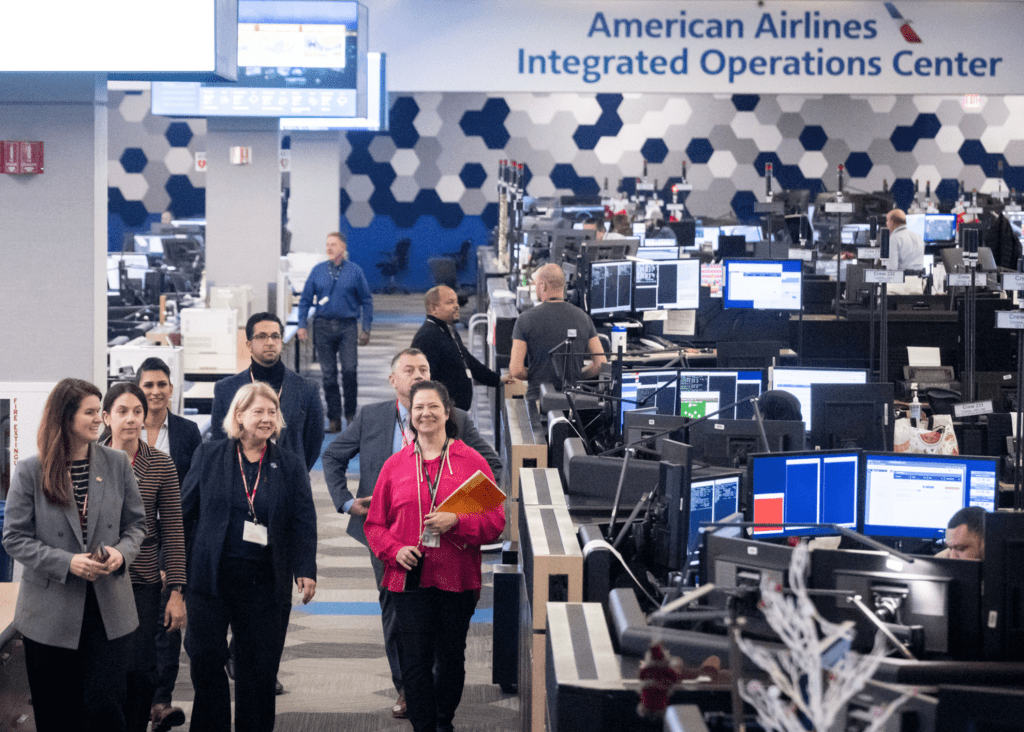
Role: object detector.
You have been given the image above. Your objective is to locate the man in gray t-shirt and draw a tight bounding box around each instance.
[510,263,606,398]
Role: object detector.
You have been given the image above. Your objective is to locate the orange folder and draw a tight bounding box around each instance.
[436,470,506,514]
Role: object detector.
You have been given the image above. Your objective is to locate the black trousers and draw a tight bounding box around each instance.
[392,588,477,732]
[153,584,182,705]
[185,559,279,732]
[23,583,131,732]
[125,582,162,732]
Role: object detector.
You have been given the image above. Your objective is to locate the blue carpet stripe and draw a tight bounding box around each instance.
[294,602,492,623]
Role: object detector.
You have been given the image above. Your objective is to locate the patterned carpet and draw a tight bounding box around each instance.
[168,294,519,731]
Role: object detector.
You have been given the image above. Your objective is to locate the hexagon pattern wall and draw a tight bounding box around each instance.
[108,89,1024,291]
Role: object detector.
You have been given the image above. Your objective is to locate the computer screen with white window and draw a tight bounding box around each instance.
[633,259,700,311]
[862,453,998,539]
[723,259,802,310]
[770,367,869,433]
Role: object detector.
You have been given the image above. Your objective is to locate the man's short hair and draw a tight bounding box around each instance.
[327,231,347,244]
[245,312,284,341]
[887,209,907,227]
[948,505,986,536]
[391,347,426,372]
[424,286,448,313]
[136,357,171,381]
[535,263,566,294]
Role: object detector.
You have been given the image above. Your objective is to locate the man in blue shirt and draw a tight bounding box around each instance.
[297,231,374,432]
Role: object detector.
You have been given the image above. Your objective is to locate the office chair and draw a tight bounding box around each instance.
[428,238,476,305]
[376,237,412,293]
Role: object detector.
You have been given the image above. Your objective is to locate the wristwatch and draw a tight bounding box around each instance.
[168,584,186,596]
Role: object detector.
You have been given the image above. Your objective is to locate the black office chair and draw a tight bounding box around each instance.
[428,238,476,305]
[376,238,411,293]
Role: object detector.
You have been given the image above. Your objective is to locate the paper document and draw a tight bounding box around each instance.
[435,471,506,514]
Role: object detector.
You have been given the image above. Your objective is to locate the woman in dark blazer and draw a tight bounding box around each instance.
[2,378,147,732]
[181,382,318,732]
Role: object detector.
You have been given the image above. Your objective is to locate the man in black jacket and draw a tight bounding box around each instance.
[411,285,513,411]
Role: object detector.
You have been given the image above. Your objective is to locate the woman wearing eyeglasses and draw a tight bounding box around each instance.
[182,382,317,732]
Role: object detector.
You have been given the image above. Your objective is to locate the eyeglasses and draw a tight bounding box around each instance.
[252,333,283,342]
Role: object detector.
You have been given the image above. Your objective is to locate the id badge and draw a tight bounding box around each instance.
[465,368,473,379]
[243,521,269,546]
[421,530,440,548]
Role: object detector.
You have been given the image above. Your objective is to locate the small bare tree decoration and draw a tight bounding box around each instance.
[734,542,914,732]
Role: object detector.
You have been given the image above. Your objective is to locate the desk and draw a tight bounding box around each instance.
[501,398,547,541]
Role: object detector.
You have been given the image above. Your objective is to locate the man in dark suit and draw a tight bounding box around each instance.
[210,312,324,695]
[410,285,513,412]
[137,357,203,731]
[210,312,324,471]
[322,347,501,719]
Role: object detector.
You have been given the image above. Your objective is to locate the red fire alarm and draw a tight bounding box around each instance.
[2,141,44,174]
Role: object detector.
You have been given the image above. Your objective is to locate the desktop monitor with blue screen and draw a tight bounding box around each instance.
[723,259,802,310]
[587,260,633,316]
[861,453,998,539]
[677,369,762,421]
[770,367,869,433]
[632,259,700,311]
[924,213,957,243]
[686,472,742,571]
[619,369,679,429]
[748,450,861,537]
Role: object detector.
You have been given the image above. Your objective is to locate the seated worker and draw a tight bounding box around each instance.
[509,263,606,400]
[885,208,925,273]
[936,505,985,560]
[756,390,802,422]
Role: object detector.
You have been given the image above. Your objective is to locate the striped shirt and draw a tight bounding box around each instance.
[70,458,90,547]
[104,440,187,588]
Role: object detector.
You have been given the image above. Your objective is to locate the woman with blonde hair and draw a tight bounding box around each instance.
[181,382,317,732]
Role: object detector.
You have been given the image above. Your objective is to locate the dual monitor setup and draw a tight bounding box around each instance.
[587,256,803,317]
[618,366,881,456]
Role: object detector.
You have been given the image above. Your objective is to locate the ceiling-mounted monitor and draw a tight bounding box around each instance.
[280,52,386,131]
[0,0,237,80]
[152,0,366,117]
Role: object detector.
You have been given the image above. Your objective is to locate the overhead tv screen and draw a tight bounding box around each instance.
[0,0,236,79]
[152,0,366,117]
[280,52,386,131]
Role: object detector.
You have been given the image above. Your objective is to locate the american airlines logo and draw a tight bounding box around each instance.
[883,2,923,43]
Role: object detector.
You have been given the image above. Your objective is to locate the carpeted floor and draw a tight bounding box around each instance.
[168,294,518,731]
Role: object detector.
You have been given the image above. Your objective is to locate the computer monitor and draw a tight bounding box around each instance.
[861,452,998,539]
[581,239,640,262]
[667,220,696,249]
[648,441,693,572]
[618,369,680,430]
[622,411,690,451]
[924,213,957,243]
[685,471,742,573]
[810,547,983,657]
[809,383,895,451]
[677,369,763,421]
[769,367,869,433]
[722,259,802,311]
[981,511,1024,661]
[747,449,860,538]
[695,225,721,250]
[718,235,750,259]
[632,259,700,311]
[687,419,805,469]
[634,246,681,261]
[587,260,633,316]
[905,213,927,240]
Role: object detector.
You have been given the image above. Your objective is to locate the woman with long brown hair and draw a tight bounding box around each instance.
[2,378,147,732]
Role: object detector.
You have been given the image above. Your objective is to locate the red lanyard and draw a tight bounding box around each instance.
[237,444,267,522]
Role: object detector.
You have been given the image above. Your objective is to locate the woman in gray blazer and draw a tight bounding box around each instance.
[2,378,147,732]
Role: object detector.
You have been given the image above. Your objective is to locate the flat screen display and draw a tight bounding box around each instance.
[588,260,633,316]
[749,450,860,537]
[770,367,868,433]
[633,259,700,311]
[280,52,386,130]
[0,0,236,77]
[862,453,998,539]
[152,0,366,117]
[635,246,681,261]
[924,213,957,243]
[723,259,802,310]
[677,369,762,420]
[619,369,678,428]
[686,474,742,568]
